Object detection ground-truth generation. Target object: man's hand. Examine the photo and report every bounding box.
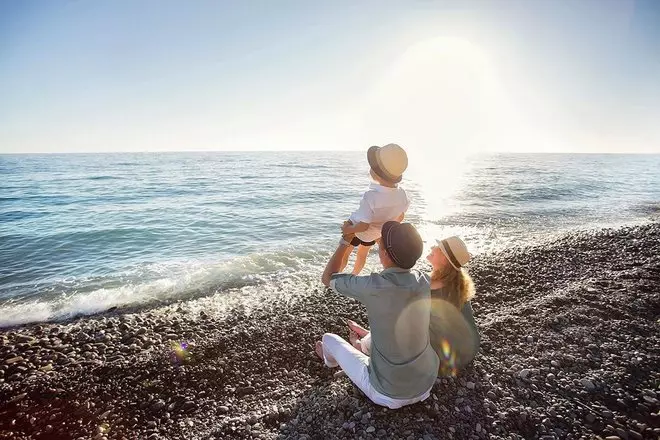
[341,221,354,235]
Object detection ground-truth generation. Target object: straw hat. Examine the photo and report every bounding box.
[437,236,471,270]
[367,143,408,184]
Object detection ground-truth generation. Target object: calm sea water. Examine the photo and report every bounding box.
[1,152,658,327]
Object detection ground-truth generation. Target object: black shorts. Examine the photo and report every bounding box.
[349,236,376,247]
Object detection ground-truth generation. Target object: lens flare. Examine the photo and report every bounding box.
[170,341,191,363]
[438,338,458,377]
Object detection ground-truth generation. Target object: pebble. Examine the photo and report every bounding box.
[615,428,628,439]
[10,393,27,403]
[181,401,196,412]
[580,378,596,391]
[466,381,475,390]
[5,356,24,365]
[151,400,166,412]
[366,426,376,433]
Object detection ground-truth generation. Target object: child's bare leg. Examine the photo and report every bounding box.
[339,244,354,272]
[351,245,370,275]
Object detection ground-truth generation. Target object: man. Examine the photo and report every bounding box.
[318,221,439,409]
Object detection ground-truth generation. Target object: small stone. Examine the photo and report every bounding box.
[519,369,532,379]
[10,393,27,403]
[5,356,24,365]
[604,436,621,440]
[586,413,596,423]
[643,395,659,405]
[602,410,613,419]
[16,335,34,343]
[551,360,560,368]
[615,428,628,439]
[627,430,642,440]
[476,423,481,432]
[182,401,196,412]
[466,381,475,390]
[39,364,54,372]
[526,336,534,343]
[219,405,229,413]
[151,400,166,412]
[366,426,375,433]
[99,410,111,419]
[581,378,595,391]
[546,373,555,381]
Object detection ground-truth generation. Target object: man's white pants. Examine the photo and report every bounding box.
[321,333,431,409]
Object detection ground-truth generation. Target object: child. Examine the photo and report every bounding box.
[339,143,410,274]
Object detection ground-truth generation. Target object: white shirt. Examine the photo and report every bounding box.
[349,183,410,242]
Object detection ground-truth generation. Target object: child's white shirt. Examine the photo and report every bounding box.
[349,183,410,242]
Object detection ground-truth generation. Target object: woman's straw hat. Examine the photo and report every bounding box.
[437,236,471,270]
[367,143,408,184]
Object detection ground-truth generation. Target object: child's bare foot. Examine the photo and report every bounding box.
[347,320,369,338]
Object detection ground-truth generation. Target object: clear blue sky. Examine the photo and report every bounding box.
[1,0,659,154]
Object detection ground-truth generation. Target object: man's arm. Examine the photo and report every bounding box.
[322,242,351,286]
[342,221,370,235]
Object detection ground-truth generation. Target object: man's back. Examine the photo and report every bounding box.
[331,268,439,399]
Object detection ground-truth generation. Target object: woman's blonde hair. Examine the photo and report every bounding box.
[431,266,475,309]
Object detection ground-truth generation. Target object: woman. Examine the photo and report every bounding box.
[348,235,479,375]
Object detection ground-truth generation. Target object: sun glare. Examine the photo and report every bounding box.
[363,36,519,159]
[360,37,521,244]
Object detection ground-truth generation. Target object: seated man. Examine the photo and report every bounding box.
[318,221,439,409]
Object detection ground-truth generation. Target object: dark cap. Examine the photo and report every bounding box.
[381,221,423,269]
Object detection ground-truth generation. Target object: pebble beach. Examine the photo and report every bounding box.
[1,223,658,440]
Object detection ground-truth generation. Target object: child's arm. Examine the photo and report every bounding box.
[342,221,370,235]
[395,212,405,222]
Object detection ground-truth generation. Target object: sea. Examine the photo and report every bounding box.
[1,152,659,327]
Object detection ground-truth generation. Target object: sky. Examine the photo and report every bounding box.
[1,0,659,154]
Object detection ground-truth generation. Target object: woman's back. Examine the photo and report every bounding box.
[429,287,480,372]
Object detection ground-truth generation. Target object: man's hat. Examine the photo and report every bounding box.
[381,221,423,269]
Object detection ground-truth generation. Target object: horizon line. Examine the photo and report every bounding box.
[1,150,660,156]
